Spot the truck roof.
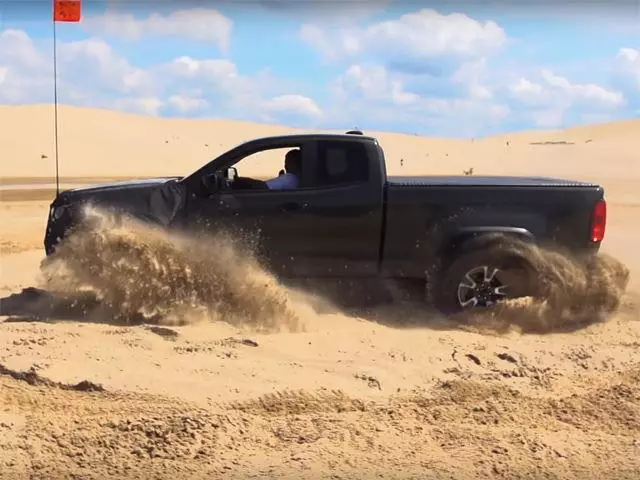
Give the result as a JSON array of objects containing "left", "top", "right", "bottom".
[{"left": 242, "top": 132, "right": 379, "bottom": 147}]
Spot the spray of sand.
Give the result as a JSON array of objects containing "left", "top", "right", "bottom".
[
  {"left": 39, "top": 207, "right": 632, "bottom": 335},
  {"left": 40, "top": 206, "right": 310, "bottom": 331},
  {"left": 457, "top": 237, "right": 631, "bottom": 334}
]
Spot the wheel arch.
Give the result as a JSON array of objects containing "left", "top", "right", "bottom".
[{"left": 443, "top": 226, "right": 536, "bottom": 261}]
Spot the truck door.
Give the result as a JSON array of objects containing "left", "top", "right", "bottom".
[
  {"left": 283, "top": 138, "right": 385, "bottom": 277},
  {"left": 181, "top": 142, "right": 311, "bottom": 277},
  {"left": 182, "top": 138, "right": 384, "bottom": 278}
]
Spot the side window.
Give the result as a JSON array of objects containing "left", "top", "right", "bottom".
[
  {"left": 233, "top": 146, "right": 301, "bottom": 180},
  {"left": 315, "top": 141, "right": 369, "bottom": 187}
]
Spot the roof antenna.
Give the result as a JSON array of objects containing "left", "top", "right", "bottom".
[{"left": 346, "top": 129, "right": 363, "bottom": 135}]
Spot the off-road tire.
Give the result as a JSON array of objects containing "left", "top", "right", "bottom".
[{"left": 434, "top": 245, "right": 540, "bottom": 315}]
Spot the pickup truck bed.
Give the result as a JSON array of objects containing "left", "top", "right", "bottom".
[{"left": 382, "top": 175, "right": 604, "bottom": 309}]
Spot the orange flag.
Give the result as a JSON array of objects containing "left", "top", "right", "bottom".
[{"left": 53, "top": 0, "right": 82, "bottom": 22}]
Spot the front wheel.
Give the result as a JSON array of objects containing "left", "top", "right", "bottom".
[{"left": 434, "top": 246, "right": 540, "bottom": 315}]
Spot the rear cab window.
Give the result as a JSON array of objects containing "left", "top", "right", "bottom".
[{"left": 313, "top": 140, "right": 370, "bottom": 188}]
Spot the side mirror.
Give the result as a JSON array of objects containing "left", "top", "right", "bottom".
[
  {"left": 202, "top": 172, "right": 220, "bottom": 193},
  {"left": 202, "top": 168, "right": 236, "bottom": 194}
]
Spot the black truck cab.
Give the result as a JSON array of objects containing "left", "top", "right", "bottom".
[{"left": 180, "top": 132, "right": 388, "bottom": 279}]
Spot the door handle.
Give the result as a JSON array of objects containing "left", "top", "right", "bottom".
[{"left": 280, "top": 202, "right": 307, "bottom": 212}]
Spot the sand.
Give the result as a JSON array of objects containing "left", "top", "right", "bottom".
[{"left": 1, "top": 105, "right": 639, "bottom": 479}]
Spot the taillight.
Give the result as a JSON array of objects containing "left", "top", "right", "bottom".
[{"left": 590, "top": 199, "right": 607, "bottom": 243}]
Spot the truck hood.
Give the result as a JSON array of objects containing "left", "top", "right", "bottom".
[
  {"left": 56, "top": 177, "right": 181, "bottom": 199},
  {"left": 52, "top": 177, "right": 186, "bottom": 227}
]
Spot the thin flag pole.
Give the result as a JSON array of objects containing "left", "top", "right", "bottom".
[
  {"left": 52, "top": 11, "right": 60, "bottom": 196},
  {"left": 51, "top": 0, "right": 82, "bottom": 196}
]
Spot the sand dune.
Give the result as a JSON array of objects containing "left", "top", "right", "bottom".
[
  {"left": 1, "top": 104, "right": 638, "bottom": 181},
  {"left": 1, "top": 105, "right": 639, "bottom": 479}
]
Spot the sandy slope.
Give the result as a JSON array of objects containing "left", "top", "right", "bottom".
[{"left": 1, "top": 105, "right": 639, "bottom": 479}]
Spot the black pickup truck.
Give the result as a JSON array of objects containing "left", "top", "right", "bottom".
[{"left": 44, "top": 131, "right": 607, "bottom": 313}]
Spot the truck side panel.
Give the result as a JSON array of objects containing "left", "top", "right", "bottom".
[{"left": 380, "top": 184, "right": 605, "bottom": 279}]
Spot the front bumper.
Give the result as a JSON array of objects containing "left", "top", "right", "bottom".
[{"left": 44, "top": 203, "right": 75, "bottom": 255}]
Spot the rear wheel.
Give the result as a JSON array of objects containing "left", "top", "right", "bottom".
[{"left": 435, "top": 246, "right": 539, "bottom": 315}]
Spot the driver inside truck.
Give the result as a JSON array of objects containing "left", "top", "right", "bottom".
[{"left": 266, "top": 149, "right": 301, "bottom": 190}]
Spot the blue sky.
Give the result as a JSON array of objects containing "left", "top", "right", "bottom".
[{"left": 0, "top": 0, "right": 638, "bottom": 137}]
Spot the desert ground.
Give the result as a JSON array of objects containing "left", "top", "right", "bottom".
[{"left": 1, "top": 104, "right": 639, "bottom": 479}]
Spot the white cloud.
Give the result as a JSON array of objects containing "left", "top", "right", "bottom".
[
  {"left": 325, "top": 52, "right": 628, "bottom": 134},
  {"left": 451, "top": 58, "right": 493, "bottom": 100},
  {"left": 166, "top": 56, "right": 239, "bottom": 82},
  {"left": 333, "top": 64, "right": 420, "bottom": 106},
  {"left": 327, "top": 62, "right": 510, "bottom": 136},
  {"left": 508, "top": 69, "right": 625, "bottom": 127},
  {"left": 0, "top": 30, "right": 156, "bottom": 103},
  {"left": 58, "top": 38, "right": 155, "bottom": 95},
  {"left": 113, "top": 97, "right": 165, "bottom": 116},
  {"left": 528, "top": 109, "right": 565, "bottom": 129},
  {"left": 0, "top": 29, "right": 43, "bottom": 70},
  {"left": 0, "top": 29, "right": 320, "bottom": 126},
  {"left": 158, "top": 56, "right": 263, "bottom": 112},
  {"left": 333, "top": 62, "right": 503, "bottom": 116},
  {"left": 297, "top": 6, "right": 637, "bottom": 135},
  {"left": 541, "top": 70, "right": 624, "bottom": 107},
  {"left": 510, "top": 70, "right": 624, "bottom": 110},
  {"left": 1, "top": 17, "right": 636, "bottom": 138},
  {"left": 510, "top": 77, "right": 545, "bottom": 103},
  {"left": 0, "top": 29, "right": 52, "bottom": 102},
  {"left": 83, "top": 9, "right": 233, "bottom": 53},
  {"left": 300, "top": 9, "right": 507, "bottom": 63},
  {"left": 257, "top": 0, "right": 390, "bottom": 21},
  {"left": 155, "top": 56, "right": 316, "bottom": 123},
  {"left": 167, "top": 94, "right": 209, "bottom": 114},
  {"left": 260, "top": 94, "right": 323, "bottom": 118},
  {"left": 614, "top": 47, "right": 640, "bottom": 92}
]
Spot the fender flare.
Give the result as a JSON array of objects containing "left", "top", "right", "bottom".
[
  {"left": 424, "top": 226, "right": 536, "bottom": 306},
  {"left": 441, "top": 226, "right": 536, "bottom": 262}
]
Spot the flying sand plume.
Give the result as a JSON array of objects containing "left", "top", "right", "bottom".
[
  {"left": 39, "top": 206, "right": 631, "bottom": 335},
  {"left": 40, "top": 206, "right": 303, "bottom": 331}
]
